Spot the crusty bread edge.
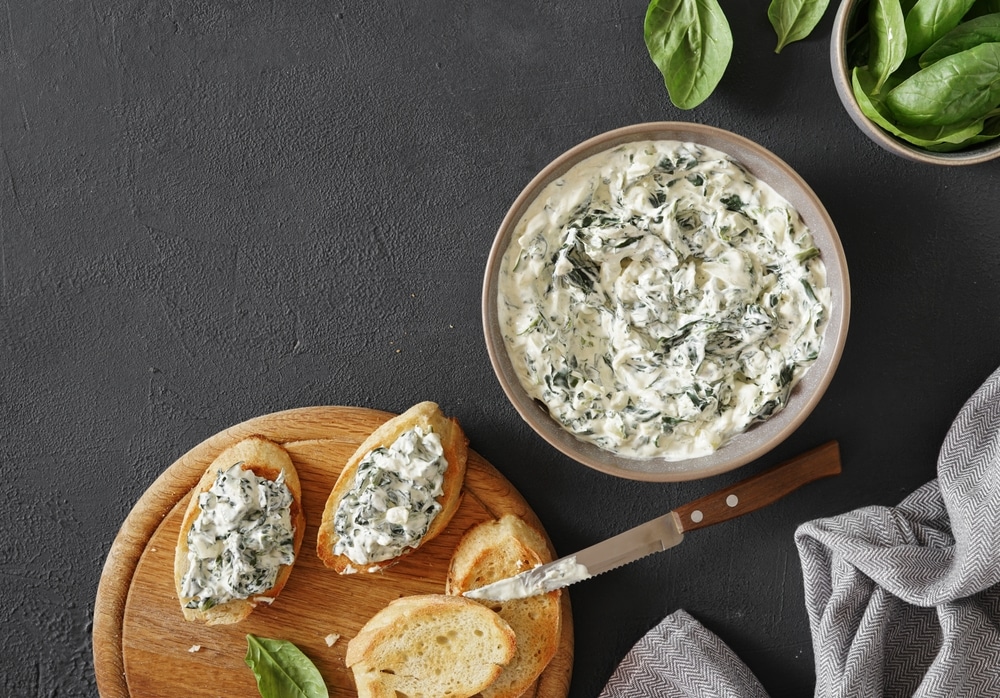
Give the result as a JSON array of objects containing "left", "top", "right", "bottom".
[
  {"left": 173, "top": 435, "right": 305, "bottom": 625},
  {"left": 345, "top": 594, "right": 516, "bottom": 695},
  {"left": 446, "top": 514, "right": 564, "bottom": 698},
  {"left": 316, "top": 401, "right": 469, "bottom": 573}
]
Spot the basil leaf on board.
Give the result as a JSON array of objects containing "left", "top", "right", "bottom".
[
  {"left": 903, "top": 0, "right": 978, "bottom": 57},
  {"left": 887, "top": 41, "right": 1000, "bottom": 124},
  {"left": 644, "top": 0, "right": 733, "bottom": 109},
  {"left": 767, "top": 0, "right": 832, "bottom": 53},
  {"left": 919, "top": 12, "right": 1000, "bottom": 66},
  {"left": 852, "top": 65, "right": 988, "bottom": 147},
  {"left": 869, "top": 0, "right": 908, "bottom": 92},
  {"left": 245, "top": 635, "right": 329, "bottom": 698}
]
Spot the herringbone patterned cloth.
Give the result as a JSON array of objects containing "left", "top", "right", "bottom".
[
  {"left": 601, "top": 367, "right": 1000, "bottom": 697},
  {"left": 598, "top": 609, "right": 769, "bottom": 698},
  {"left": 796, "top": 364, "right": 1000, "bottom": 697}
]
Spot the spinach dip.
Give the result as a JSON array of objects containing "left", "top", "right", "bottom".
[
  {"left": 498, "top": 140, "right": 831, "bottom": 461},
  {"left": 333, "top": 427, "right": 448, "bottom": 566},
  {"left": 180, "top": 464, "right": 296, "bottom": 610}
]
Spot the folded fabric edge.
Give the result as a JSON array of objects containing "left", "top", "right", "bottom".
[{"left": 598, "top": 609, "right": 770, "bottom": 698}]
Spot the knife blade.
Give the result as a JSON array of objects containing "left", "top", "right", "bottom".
[{"left": 463, "top": 440, "right": 841, "bottom": 601}]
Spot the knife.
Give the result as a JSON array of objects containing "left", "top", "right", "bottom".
[{"left": 464, "top": 440, "right": 841, "bottom": 601}]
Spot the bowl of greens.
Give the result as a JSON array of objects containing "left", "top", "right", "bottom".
[{"left": 832, "top": 0, "right": 1000, "bottom": 164}]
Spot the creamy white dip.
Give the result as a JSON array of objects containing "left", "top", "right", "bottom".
[
  {"left": 332, "top": 427, "right": 448, "bottom": 565},
  {"left": 180, "top": 464, "right": 296, "bottom": 610},
  {"left": 463, "top": 556, "right": 591, "bottom": 601},
  {"left": 498, "top": 140, "right": 830, "bottom": 460}
]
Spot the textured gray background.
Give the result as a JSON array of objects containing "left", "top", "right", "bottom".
[{"left": 2, "top": 0, "right": 999, "bottom": 695}]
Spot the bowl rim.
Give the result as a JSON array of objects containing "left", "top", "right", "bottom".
[
  {"left": 482, "top": 122, "right": 851, "bottom": 482},
  {"left": 830, "top": 0, "right": 1000, "bottom": 166}
]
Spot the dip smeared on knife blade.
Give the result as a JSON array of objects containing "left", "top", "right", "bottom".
[
  {"left": 463, "top": 556, "right": 591, "bottom": 601},
  {"left": 497, "top": 140, "right": 830, "bottom": 460}
]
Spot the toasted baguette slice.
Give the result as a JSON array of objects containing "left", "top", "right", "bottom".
[
  {"left": 447, "top": 514, "right": 562, "bottom": 698},
  {"left": 316, "top": 401, "right": 468, "bottom": 573},
  {"left": 346, "top": 594, "right": 516, "bottom": 698},
  {"left": 173, "top": 435, "right": 304, "bottom": 625}
]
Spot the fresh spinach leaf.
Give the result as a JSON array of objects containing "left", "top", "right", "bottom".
[
  {"left": 644, "top": 0, "right": 733, "bottom": 109},
  {"left": 852, "top": 65, "right": 988, "bottom": 146},
  {"left": 919, "top": 12, "right": 1000, "bottom": 65},
  {"left": 869, "top": 0, "right": 908, "bottom": 92},
  {"left": 768, "top": 0, "right": 832, "bottom": 53},
  {"left": 923, "top": 113, "right": 1000, "bottom": 149},
  {"left": 644, "top": 0, "right": 697, "bottom": 66},
  {"left": 245, "top": 635, "right": 329, "bottom": 698},
  {"left": 903, "top": 0, "right": 978, "bottom": 57},
  {"left": 887, "top": 41, "right": 1000, "bottom": 124}
]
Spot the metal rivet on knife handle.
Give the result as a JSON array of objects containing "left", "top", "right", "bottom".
[{"left": 673, "top": 440, "right": 841, "bottom": 533}]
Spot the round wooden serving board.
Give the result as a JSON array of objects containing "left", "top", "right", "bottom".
[{"left": 93, "top": 406, "right": 574, "bottom": 697}]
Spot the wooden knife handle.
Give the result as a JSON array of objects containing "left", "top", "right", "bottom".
[{"left": 674, "top": 440, "right": 841, "bottom": 533}]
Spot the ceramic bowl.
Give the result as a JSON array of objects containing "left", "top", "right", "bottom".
[
  {"left": 831, "top": 0, "right": 1000, "bottom": 165},
  {"left": 482, "top": 122, "right": 850, "bottom": 481}
]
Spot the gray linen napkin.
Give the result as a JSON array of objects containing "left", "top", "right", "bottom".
[
  {"left": 598, "top": 609, "right": 769, "bottom": 698},
  {"left": 601, "top": 365, "right": 1000, "bottom": 697}
]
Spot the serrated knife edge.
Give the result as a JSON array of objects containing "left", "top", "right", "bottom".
[
  {"left": 463, "top": 441, "right": 841, "bottom": 601},
  {"left": 463, "top": 512, "right": 683, "bottom": 601}
]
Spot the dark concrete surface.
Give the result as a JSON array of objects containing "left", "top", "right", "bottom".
[{"left": 2, "top": 0, "right": 999, "bottom": 695}]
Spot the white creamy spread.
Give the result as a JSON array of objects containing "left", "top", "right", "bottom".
[
  {"left": 180, "top": 463, "right": 296, "bottom": 610},
  {"left": 333, "top": 426, "right": 448, "bottom": 565},
  {"left": 498, "top": 140, "right": 831, "bottom": 460},
  {"left": 464, "top": 556, "right": 592, "bottom": 601}
]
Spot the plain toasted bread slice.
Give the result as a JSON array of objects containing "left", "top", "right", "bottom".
[
  {"left": 173, "top": 435, "right": 304, "bottom": 625},
  {"left": 346, "top": 594, "right": 516, "bottom": 698},
  {"left": 316, "top": 401, "right": 468, "bottom": 573},
  {"left": 447, "top": 514, "right": 562, "bottom": 698}
]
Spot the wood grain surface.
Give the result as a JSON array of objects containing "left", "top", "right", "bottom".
[{"left": 93, "top": 406, "right": 573, "bottom": 697}]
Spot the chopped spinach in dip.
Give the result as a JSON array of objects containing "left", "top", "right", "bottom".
[
  {"left": 333, "top": 427, "right": 448, "bottom": 565},
  {"left": 181, "top": 463, "right": 296, "bottom": 610},
  {"left": 498, "top": 140, "right": 831, "bottom": 460}
]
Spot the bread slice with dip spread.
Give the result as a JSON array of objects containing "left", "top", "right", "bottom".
[
  {"left": 174, "top": 435, "right": 305, "bottom": 625},
  {"left": 346, "top": 594, "right": 516, "bottom": 698},
  {"left": 316, "top": 401, "right": 469, "bottom": 573},
  {"left": 447, "top": 514, "right": 563, "bottom": 698}
]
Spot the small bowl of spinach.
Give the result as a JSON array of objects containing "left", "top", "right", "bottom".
[{"left": 831, "top": 0, "right": 1000, "bottom": 164}]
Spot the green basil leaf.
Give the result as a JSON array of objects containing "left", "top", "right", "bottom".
[
  {"left": 869, "top": 0, "right": 908, "bottom": 92},
  {"left": 887, "top": 41, "right": 1000, "bottom": 124},
  {"left": 903, "top": 0, "right": 978, "bottom": 57},
  {"left": 768, "top": 0, "right": 832, "bottom": 53},
  {"left": 245, "top": 635, "right": 329, "bottom": 698},
  {"left": 852, "top": 66, "right": 988, "bottom": 147},
  {"left": 920, "top": 12, "right": 1000, "bottom": 66},
  {"left": 644, "top": 0, "right": 733, "bottom": 109}
]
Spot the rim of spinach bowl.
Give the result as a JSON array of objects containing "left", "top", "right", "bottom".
[
  {"left": 831, "top": 0, "right": 1000, "bottom": 166},
  {"left": 482, "top": 122, "right": 851, "bottom": 482}
]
